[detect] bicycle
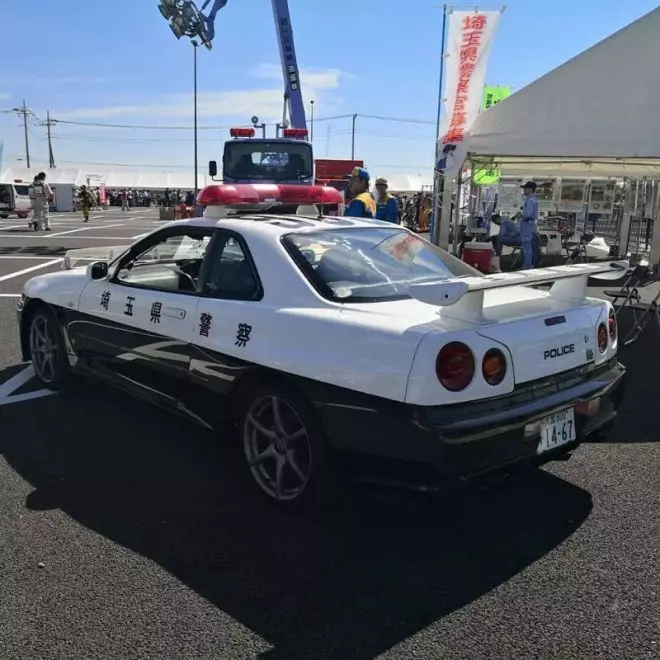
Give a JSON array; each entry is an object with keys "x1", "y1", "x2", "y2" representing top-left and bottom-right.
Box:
[{"x1": 563, "y1": 231, "x2": 594, "y2": 264}]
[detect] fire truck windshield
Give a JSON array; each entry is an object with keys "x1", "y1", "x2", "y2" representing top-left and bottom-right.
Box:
[{"x1": 223, "y1": 140, "x2": 313, "y2": 182}]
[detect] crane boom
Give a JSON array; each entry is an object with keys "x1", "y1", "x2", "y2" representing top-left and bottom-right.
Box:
[
  {"x1": 163, "y1": 0, "x2": 307, "y2": 128},
  {"x1": 270, "y1": 0, "x2": 307, "y2": 130}
]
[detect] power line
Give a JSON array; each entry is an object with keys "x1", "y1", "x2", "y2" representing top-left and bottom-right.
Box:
[
  {"x1": 50, "y1": 118, "x2": 228, "y2": 130},
  {"x1": 51, "y1": 133, "x2": 227, "y2": 144},
  {"x1": 49, "y1": 126, "x2": 432, "y2": 144},
  {"x1": 45, "y1": 112, "x2": 432, "y2": 131},
  {"x1": 357, "y1": 114, "x2": 436, "y2": 126}
]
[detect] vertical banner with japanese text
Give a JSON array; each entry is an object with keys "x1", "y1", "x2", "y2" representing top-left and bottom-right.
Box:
[{"x1": 436, "y1": 9, "x2": 503, "y2": 176}]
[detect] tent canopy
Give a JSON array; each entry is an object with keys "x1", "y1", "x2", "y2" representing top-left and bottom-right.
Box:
[
  {"x1": 469, "y1": 7, "x2": 660, "y2": 176},
  {"x1": 374, "y1": 173, "x2": 432, "y2": 192},
  {"x1": 0, "y1": 164, "x2": 209, "y2": 190},
  {"x1": 1, "y1": 163, "x2": 433, "y2": 192},
  {"x1": 0, "y1": 166, "x2": 87, "y2": 186}
]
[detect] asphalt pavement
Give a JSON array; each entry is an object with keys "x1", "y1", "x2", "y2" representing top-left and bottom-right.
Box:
[{"x1": 0, "y1": 210, "x2": 658, "y2": 659}]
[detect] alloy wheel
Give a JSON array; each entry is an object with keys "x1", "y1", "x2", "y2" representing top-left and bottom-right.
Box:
[
  {"x1": 243, "y1": 395, "x2": 313, "y2": 501},
  {"x1": 30, "y1": 314, "x2": 58, "y2": 384}
]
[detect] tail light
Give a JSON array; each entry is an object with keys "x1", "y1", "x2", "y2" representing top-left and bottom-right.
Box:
[
  {"x1": 597, "y1": 323, "x2": 608, "y2": 353},
  {"x1": 608, "y1": 308, "x2": 617, "y2": 342},
  {"x1": 436, "y1": 342, "x2": 475, "y2": 391},
  {"x1": 482, "y1": 348, "x2": 507, "y2": 386}
]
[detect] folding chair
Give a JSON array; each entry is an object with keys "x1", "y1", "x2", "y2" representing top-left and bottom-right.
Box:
[
  {"x1": 621, "y1": 286, "x2": 660, "y2": 346},
  {"x1": 603, "y1": 265, "x2": 653, "y2": 317}
]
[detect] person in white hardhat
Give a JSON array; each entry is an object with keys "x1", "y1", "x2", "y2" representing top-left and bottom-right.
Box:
[
  {"x1": 374, "y1": 177, "x2": 399, "y2": 223},
  {"x1": 28, "y1": 172, "x2": 53, "y2": 231}
]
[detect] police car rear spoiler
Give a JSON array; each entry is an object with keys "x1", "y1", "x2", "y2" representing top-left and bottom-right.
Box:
[{"x1": 408, "y1": 261, "x2": 629, "y2": 323}]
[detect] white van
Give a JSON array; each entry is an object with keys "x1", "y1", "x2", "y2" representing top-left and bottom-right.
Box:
[{"x1": 0, "y1": 181, "x2": 31, "y2": 219}]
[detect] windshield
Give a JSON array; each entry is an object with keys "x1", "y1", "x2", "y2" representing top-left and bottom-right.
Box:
[
  {"x1": 282, "y1": 227, "x2": 480, "y2": 303},
  {"x1": 13, "y1": 185, "x2": 31, "y2": 196},
  {"x1": 223, "y1": 140, "x2": 313, "y2": 181}
]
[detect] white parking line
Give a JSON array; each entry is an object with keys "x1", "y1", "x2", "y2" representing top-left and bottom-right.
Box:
[
  {"x1": 0, "y1": 258, "x2": 63, "y2": 282},
  {"x1": 0, "y1": 224, "x2": 30, "y2": 231},
  {"x1": 0, "y1": 255, "x2": 62, "y2": 260},
  {"x1": 0, "y1": 364, "x2": 55, "y2": 406},
  {"x1": 45, "y1": 223, "x2": 124, "y2": 238},
  {"x1": 0, "y1": 293, "x2": 21, "y2": 297},
  {"x1": 0, "y1": 235, "x2": 138, "y2": 240}
]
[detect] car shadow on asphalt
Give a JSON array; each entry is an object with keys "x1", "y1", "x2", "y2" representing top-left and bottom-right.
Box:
[
  {"x1": 0, "y1": 379, "x2": 593, "y2": 660},
  {"x1": 606, "y1": 308, "x2": 660, "y2": 445}
]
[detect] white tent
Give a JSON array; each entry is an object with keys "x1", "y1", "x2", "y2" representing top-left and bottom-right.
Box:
[
  {"x1": 373, "y1": 173, "x2": 433, "y2": 192},
  {"x1": 469, "y1": 6, "x2": 660, "y2": 177},
  {"x1": 0, "y1": 164, "x2": 211, "y2": 190},
  {"x1": 0, "y1": 166, "x2": 86, "y2": 186}
]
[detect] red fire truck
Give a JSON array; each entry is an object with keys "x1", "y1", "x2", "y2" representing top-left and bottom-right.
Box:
[{"x1": 314, "y1": 159, "x2": 364, "y2": 194}]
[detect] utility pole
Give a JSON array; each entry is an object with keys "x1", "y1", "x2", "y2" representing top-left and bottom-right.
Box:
[
  {"x1": 46, "y1": 110, "x2": 56, "y2": 168},
  {"x1": 4, "y1": 101, "x2": 36, "y2": 168},
  {"x1": 17, "y1": 100, "x2": 31, "y2": 169},
  {"x1": 351, "y1": 113, "x2": 357, "y2": 160},
  {"x1": 192, "y1": 40, "x2": 199, "y2": 195},
  {"x1": 310, "y1": 100, "x2": 314, "y2": 142}
]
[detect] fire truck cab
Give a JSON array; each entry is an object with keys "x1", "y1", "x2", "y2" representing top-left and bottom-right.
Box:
[{"x1": 210, "y1": 127, "x2": 314, "y2": 185}]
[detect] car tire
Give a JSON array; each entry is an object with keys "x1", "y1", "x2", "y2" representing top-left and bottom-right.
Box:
[
  {"x1": 238, "y1": 380, "x2": 336, "y2": 512},
  {"x1": 28, "y1": 306, "x2": 73, "y2": 390},
  {"x1": 0, "y1": 213, "x2": 8, "y2": 219}
]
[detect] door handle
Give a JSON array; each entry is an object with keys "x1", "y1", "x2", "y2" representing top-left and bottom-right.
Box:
[{"x1": 163, "y1": 307, "x2": 186, "y2": 319}]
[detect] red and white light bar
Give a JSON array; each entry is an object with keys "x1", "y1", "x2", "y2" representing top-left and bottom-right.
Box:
[
  {"x1": 229, "y1": 127, "x2": 255, "y2": 138},
  {"x1": 197, "y1": 183, "x2": 343, "y2": 210},
  {"x1": 282, "y1": 128, "x2": 308, "y2": 139}
]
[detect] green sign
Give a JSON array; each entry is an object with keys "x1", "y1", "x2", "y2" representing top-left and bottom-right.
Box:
[
  {"x1": 474, "y1": 86, "x2": 512, "y2": 185},
  {"x1": 473, "y1": 167, "x2": 500, "y2": 186},
  {"x1": 481, "y1": 85, "x2": 512, "y2": 111}
]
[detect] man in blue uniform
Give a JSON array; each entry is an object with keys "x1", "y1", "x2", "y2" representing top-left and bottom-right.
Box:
[
  {"x1": 374, "y1": 177, "x2": 398, "y2": 223},
  {"x1": 344, "y1": 167, "x2": 376, "y2": 218},
  {"x1": 520, "y1": 181, "x2": 539, "y2": 269}
]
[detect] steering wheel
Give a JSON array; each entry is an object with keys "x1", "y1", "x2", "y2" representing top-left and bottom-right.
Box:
[{"x1": 164, "y1": 264, "x2": 197, "y2": 291}]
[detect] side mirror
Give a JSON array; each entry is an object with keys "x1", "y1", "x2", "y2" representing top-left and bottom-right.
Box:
[
  {"x1": 208, "y1": 160, "x2": 218, "y2": 177},
  {"x1": 87, "y1": 261, "x2": 109, "y2": 280}
]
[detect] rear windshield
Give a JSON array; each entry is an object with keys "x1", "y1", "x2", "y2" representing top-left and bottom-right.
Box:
[
  {"x1": 282, "y1": 226, "x2": 479, "y2": 303},
  {"x1": 13, "y1": 185, "x2": 30, "y2": 196}
]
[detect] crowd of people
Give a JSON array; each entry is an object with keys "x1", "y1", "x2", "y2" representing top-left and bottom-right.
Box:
[
  {"x1": 82, "y1": 188, "x2": 198, "y2": 209},
  {"x1": 342, "y1": 167, "x2": 434, "y2": 232}
]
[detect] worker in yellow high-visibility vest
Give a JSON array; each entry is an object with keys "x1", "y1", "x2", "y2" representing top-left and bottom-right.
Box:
[{"x1": 344, "y1": 167, "x2": 376, "y2": 218}]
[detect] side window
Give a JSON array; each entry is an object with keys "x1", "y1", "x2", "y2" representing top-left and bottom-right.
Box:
[
  {"x1": 115, "y1": 229, "x2": 213, "y2": 293},
  {"x1": 202, "y1": 234, "x2": 261, "y2": 300}
]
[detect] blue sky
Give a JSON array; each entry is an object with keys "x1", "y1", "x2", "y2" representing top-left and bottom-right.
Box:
[{"x1": 0, "y1": 0, "x2": 657, "y2": 179}]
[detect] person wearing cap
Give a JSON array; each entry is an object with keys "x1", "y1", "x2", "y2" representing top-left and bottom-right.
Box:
[
  {"x1": 345, "y1": 167, "x2": 376, "y2": 218},
  {"x1": 520, "y1": 180, "x2": 539, "y2": 269},
  {"x1": 374, "y1": 177, "x2": 398, "y2": 223}
]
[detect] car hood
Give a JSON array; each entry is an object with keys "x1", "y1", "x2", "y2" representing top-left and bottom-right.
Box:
[{"x1": 23, "y1": 268, "x2": 89, "y2": 311}]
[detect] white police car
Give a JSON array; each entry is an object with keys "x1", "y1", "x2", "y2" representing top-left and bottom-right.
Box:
[{"x1": 17, "y1": 184, "x2": 627, "y2": 509}]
